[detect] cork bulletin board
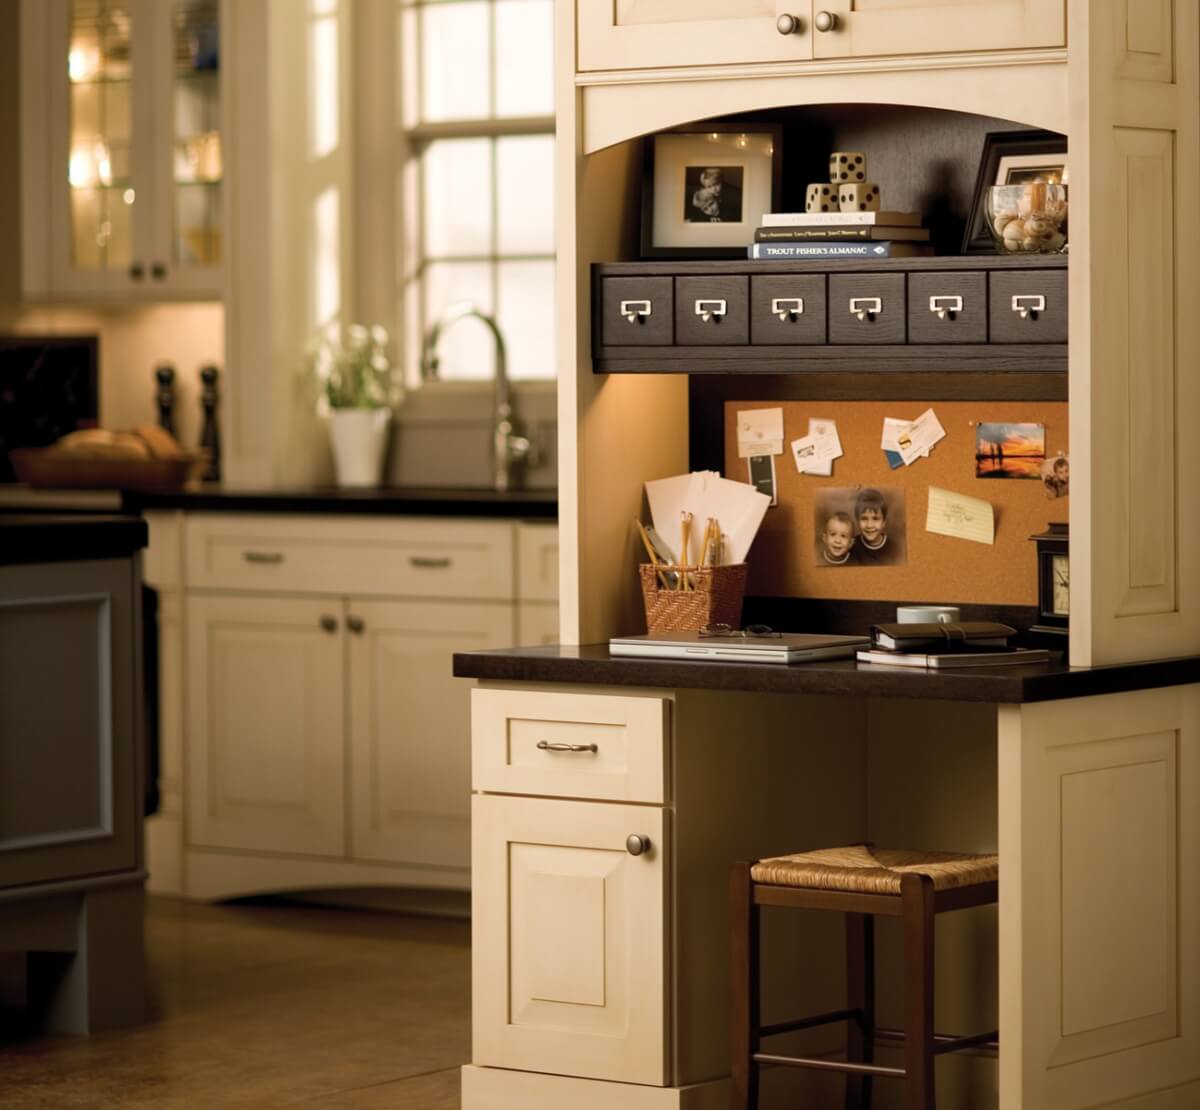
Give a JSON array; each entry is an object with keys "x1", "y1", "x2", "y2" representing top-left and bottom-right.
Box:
[{"x1": 722, "y1": 401, "x2": 1069, "y2": 606}]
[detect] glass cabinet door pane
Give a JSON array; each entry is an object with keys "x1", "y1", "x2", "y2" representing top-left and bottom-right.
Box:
[
  {"x1": 172, "y1": 0, "x2": 221, "y2": 267},
  {"x1": 68, "y1": 0, "x2": 134, "y2": 271}
]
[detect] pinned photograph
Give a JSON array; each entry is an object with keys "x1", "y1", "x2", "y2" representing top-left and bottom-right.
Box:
[
  {"x1": 1041, "y1": 452, "x2": 1069, "y2": 499},
  {"x1": 684, "y1": 166, "x2": 743, "y2": 222},
  {"x1": 975, "y1": 422, "x2": 1045, "y2": 479},
  {"x1": 814, "y1": 487, "x2": 907, "y2": 567}
]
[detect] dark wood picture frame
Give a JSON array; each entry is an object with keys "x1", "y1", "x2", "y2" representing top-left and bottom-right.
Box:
[
  {"x1": 641, "y1": 121, "x2": 783, "y2": 260},
  {"x1": 962, "y1": 129, "x2": 1068, "y2": 255}
]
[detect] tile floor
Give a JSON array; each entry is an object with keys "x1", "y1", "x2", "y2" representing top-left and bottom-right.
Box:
[{"x1": 0, "y1": 896, "x2": 470, "y2": 1108}]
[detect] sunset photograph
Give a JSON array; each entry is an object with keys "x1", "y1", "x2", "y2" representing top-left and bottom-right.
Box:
[{"x1": 975, "y1": 421, "x2": 1046, "y2": 479}]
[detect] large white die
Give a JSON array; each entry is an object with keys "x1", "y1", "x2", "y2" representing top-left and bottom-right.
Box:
[
  {"x1": 838, "y1": 183, "x2": 881, "y2": 212},
  {"x1": 805, "y1": 182, "x2": 838, "y2": 213},
  {"x1": 830, "y1": 152, "x2": 867, "y2": 183}
]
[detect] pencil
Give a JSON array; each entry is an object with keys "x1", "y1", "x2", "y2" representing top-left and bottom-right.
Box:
[{"x1": 635, "y1": 519, "x2": 669, "y2": 589}]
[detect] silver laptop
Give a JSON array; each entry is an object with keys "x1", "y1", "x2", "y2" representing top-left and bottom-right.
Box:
[{"x1": 608, "y1": 631, "x2": 870, "y2": 665}]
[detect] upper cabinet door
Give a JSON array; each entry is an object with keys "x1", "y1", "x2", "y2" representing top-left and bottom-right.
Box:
[
  {"x1": 576, "y1": 1, "x2": 813, "y2": 73},
  {"x1": 810, "y1": 0, "x2": 1065, "y2": 60}
]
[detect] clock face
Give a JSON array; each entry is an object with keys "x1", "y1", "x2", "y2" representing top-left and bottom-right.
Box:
[{"x1": 1051, "y1": 553, "x2": 1069, "y2": 616}]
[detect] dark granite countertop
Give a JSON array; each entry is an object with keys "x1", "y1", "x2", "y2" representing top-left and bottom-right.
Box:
[
  {"x1": 0, "y1": 514, "x2": 148, "y2": 566},
  {"x1": 122, "y1": 484, "x2": 557, "y2": 519},
  {"x1": 453, "y1": 643, "x2": 1200, "y2": 704}
]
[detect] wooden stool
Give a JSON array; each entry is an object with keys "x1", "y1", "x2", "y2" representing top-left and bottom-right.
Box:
[{"x1": 730, "y1": 845, "x2": 999, "y2": 1110}]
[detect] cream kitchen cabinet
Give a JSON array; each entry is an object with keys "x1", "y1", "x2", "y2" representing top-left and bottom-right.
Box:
[
  {"x1": 576, "y1": 0, "x2": 1064, "y2": 73},
  {"x1": 20, "y1": 0, "x2": 227, "y2": 300}
]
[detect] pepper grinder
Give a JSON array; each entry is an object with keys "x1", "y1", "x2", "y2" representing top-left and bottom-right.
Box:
[
  {"x1": 198, "y1": 364, "x2": 221, "y2": 482},
  {"x1": 155, "y1": 363, "x2": 176, "y2": 438}
]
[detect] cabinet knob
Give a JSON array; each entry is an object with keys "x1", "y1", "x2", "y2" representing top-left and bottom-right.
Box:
[
  {"x1": 151, "y1": 261, "x2": 168, "y2": 281},
  {"x1": 319, "y1": 615, "x2": 338, "y2": 633},
  {"x1": 626, "y1": 834, "x2": 651, "y2": 856},
  {"x1": 776, "y1": 13, "x2": 803, "y2": 35},
  {"x1": 814, "y1": 10, "x2": 839, "y2": 32},
  {"x1": 346, "y1": 615, "x2": 366, "y2": 634},
  {"x1": 129, "y1": 262, "x2": 145, "y2": 281}
]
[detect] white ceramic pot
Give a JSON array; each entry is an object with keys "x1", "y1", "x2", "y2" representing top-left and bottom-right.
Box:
[{"x1": 329, "y1": 407, "x2": 391, "y2": 488}]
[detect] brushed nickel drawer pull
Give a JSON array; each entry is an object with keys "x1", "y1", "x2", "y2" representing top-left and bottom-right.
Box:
[
  {"x1": 346, "y1": 616, "x2": 366, "y2": 634},
  {"x1": 626, "y1": 834, "x2": 651, "y2": 856},
  {"x1": 319, "y1": 614, "x2": 338, "y2": 633},
  {"x1": 537, "y1": 740, "x2": 599, "y2": 754},
  {"x1": 620, "y1": 299, "x2": 652, "y2": 323},
  {"x1": 929, "y1": 295, "x2": 962, "y2": 320},
  {"x1": 695, "y1": 299, "x2": 727, "y2": 323},
  {"x1": 409, "y1": 556, "x2": 452, "y2": 569},
  {"x1": 850, "y1": 296, "x2": 882, "y2": 322},
  {"x1": 776, "y1": 13, "x2": 803, "y2": 34},
  {"x1": 814, "y1": 10, "x2": 839, "y2": 32},
  {"x1": 243, "y1": 551, "x2": 285, "y2": 565},
  {"x1": 771, "y1": 297, "x2": 805, "y2": 322},
  {"x1": 1012, "y1": 294, "x2": 1045, "y2": 320}
]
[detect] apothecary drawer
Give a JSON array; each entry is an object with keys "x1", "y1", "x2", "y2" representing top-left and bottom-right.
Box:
[
  {"x1": 989, "y1": 270, "x2": 1068, "y2": 343},
  {"x1": 184, "y1": 514, "x2": 515, "y2": 599},
  {"x1": 750, "y1": 274, "x2": 827, "y2": 345},
  {"x1": 675, "y1": 275, "x2": 749, "y2": 345},
  {"x1": 472, "y1": 688, "x2": 669, "y2": 803},
  {"x1": 907, "y1": 272, "x2": 987, "y2": 344},
  {"x1": 828, "y1": 273, "x2": 906, "y2": 344},
  {"x1": 599, "y1": 276, "x2": 674, "y2": 346}
]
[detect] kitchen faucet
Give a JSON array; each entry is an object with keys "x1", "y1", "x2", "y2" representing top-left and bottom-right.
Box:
[{"x1": 419, "y1": 303, "x2": 532, "y2": 493}]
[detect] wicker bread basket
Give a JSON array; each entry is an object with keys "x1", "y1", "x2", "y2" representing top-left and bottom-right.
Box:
[{"x1": 639, "y1": 562, "x2": 747, "y2": 633}]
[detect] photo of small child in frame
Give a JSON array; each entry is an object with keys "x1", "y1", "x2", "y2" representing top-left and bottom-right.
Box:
[
  {"x1": 1041, "y1": 453, "x2": 1069, "y2": 499},
  {"x1": 684, "y1": 166, "x2": 744, "y2": 223},
  {"x1": 814, "y1": 487, "x2": 907, "y2": 567}
]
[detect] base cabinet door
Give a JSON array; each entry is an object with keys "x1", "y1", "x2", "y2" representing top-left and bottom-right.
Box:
[
  {"x1": 472, "y1": 794, "x2": 667, "y2": 1085},
  {"x1": 185, "y1": 594, "x2": 345, "y2": 856},
  {"x1": 347, "y1": 598, "x2": 514, "y2": 871}
]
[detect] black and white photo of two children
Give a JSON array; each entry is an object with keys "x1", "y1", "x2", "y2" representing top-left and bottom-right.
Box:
[{"x1": 814, "y1": 487, "x2": 907, "y2": 567}]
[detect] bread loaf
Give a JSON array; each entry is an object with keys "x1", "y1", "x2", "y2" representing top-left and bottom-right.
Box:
[
  {"x1": 54, "y1": 429, "x2": 152, "y2": 459},
  {"x1": 132, "y1": 424, "x2": 184, "y2": 459}
]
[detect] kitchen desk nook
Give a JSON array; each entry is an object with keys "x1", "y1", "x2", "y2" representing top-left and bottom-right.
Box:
[{"x1": 454, "y1": 5, "x2": 1200, "y2": 1110}]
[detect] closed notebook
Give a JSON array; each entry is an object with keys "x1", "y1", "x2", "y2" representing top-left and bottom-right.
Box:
[
  {"x1": 609, "y1": 631, "x2": 869, "y2": 664},
  {"x1": 856, "y1": 647, "x2": 1051, "y2": 669},
  {"x1": 870, "y1": 621, "x2": 1015, "y2": 652}
]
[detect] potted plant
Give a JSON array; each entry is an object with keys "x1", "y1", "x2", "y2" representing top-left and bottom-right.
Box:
[{"x1": 308, "y1": 323, "x2": 400, "y2": 487}]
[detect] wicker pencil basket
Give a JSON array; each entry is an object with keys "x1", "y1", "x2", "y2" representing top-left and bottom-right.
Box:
[{"x1": 639, "y1": 563, "x2": 748, "y2": 633}]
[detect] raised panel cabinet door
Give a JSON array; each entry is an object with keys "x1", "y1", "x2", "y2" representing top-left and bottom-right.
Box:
[
  {"x1": 472, "y1": 794, "x2": 666, "y2": 1085},
  {"x1": 576, "y1": 0, "x2": 814, "y2": 73},
  {"x1": 810, "y1": 1, "x2": 1065, "y2": 60},
  {"x1": 185, "y1": 593, "x2": 345, "y2": 857},
  {"x1": 347, "y1": 599, "x2": 514, "y2": 871}
]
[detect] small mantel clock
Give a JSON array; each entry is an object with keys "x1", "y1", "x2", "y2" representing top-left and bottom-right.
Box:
[{"x1": 1030, "y1": 523, "x2": 1068, "y2": 635}]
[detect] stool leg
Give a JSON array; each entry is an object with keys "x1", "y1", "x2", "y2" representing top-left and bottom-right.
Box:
[
  {"x1": 901, "y1": 874, "x2": 936, "y2": 1110},
  {"x1": 844, "y1": 912, "x2": 875, "y2": 1110},
  {"x1": 730, "y1": 862, "x2": 760, "y2": 1110}
]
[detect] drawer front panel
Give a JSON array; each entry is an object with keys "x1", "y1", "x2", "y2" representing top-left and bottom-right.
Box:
[
  {"x1": 674, "y1": 276, "x2": 749, "y2": 345},
  {"x1": 989, "y1": 270, "x2": 1068, "y2": 343},
  {"x1": 184, "y1": 515, "x2": 515, "y2": 599},
  {"x1": 599, "y1": 276, "x2": 673, "y2": 346},
  {"x1": 907, "y1": 272, "x2": 988, "y2": 344},
  {"x1": 828, "y1": 273, "x2": 906, "y2": 344},
  {"x1": 750, "y1": 274, "x2": 827, "y2": 345},
  {"x1": 472, "y1": 688, "x2": 668, "y2": 803}
]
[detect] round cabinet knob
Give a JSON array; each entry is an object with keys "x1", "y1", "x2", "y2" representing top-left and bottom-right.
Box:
[
  {"x1": 814, "y1": 10, "x2": 840, "y2": 32},
  {"x1": 319, "y1": 614, "x2": 338, "y2": 633},
  {"x1": 776, "y1": 13, "x2": 802, "y2": 35},
  {"x1": 626, "y1": 834, "x2": 651, "y2": 856},
  {"x1": 346, "y1": 615, "x2": 366, "y2": 635},
  {"x1": 129, "y1": 262, "x2": 145, "y2": 281}
]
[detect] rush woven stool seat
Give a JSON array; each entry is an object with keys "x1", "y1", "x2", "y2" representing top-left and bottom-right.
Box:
[{"x1": 730, "y1": 844, "x2": 999, "y2": 1110}]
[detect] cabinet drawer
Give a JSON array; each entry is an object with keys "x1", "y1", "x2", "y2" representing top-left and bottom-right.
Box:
[
  {"x1": 907, "y1": 272, "x2": 987, "y2": 344},
  {"x1": 750, "y1": 275, "x2": 827, "y2": 345},
  {"x1": 828, "y1": 274, "x2": 906, "y2": 344},
  {"x1": 184, "y1": 514, "x2": 515, "y2": 599},
  {"x1": 675, "y1": 276, "x2": 749, "y2": 345},
  {"x1": 472, "y1": 688, "x2": 668, "y2": 803},
  {"x1": 599, "y1": 276, "x2": 673, "y2": 346},
  {"x1": 989, "y1": 270, "x2": 1068, "y2": 343}
]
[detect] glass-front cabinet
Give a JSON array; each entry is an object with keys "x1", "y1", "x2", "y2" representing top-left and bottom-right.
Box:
[{"x1": 22, "y1": 0, "x2": 225, "y2": 299}]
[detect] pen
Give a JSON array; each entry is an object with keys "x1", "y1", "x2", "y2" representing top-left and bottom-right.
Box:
[
  {"x1": 680, "y1": 512, "x2": 693, "y2": 590},
  {"x1": 635, "y1": 518, "x2": 670, "y2": 589}
]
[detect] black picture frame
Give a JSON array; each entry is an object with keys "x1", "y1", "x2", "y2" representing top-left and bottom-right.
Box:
[
  {"x1": 962, "y1": 129, "x2": 1068, "y2": 255},
  {"x1": 640, "y1": 121, "x2": 782, "y2": 260}
]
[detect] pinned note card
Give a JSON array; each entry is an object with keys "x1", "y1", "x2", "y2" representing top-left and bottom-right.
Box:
[
  {"x1": 804, "y1": 418, "x2": 843, "y2": 477},
  {"x1": 897, "y1": 408, "x2": 946, "y2": 466},
  {"x1": 737, "y1": 408, "x2": 784, "y2": 458},
  {"x1": 926, "y1": 486, "x2": 995, "y2": 545}
]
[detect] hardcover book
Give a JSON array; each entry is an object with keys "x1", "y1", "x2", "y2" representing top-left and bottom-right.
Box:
[
  {"x1": 754, "y1": 225, "x2": 931, "y2": 242},
  {"x1": 747, "y1": 242, "x2": 934, "y2": 259},
  {"x1": 762, "y1": 211, "x2": 923, "y2": 227}
]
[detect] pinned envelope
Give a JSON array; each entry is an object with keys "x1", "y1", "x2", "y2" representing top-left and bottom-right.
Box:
[{"x1": 736, "y1": 407, "x2": 784, "y2": 458}]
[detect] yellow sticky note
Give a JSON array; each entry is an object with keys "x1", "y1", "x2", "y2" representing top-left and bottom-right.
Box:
[{"x1": 925, "y1": 486, "x2": 995, "y2": 545}]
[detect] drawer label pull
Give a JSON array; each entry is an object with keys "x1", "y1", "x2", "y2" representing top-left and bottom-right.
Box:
[
  {"x1": 409, "y1": 556, "x2": 452, "y2": 569},
  {"x1": 620, "y1": 299, "x2": 652, "y2": 323},
  {"x1": 537, "y1": 740, "x2": 599, "y2": 754},
  {"x1": 695, "y1": 299, "x2": 727, "y2": 323},
  {"x1": 243, "y1": 551, "x2": 285, "y2": 565},
  {"x1": 849, "y1": 296, "x2": 882, "y2": 322},
  {"x1": 1012, "y1": 294, "x2": 1045, "y2": 320},
  {"x1": 771, "y1": 297, "x2": 805, "y2": 322},
  {"x1": 929, "y1": 294, "x2": 962, "y2": 320}
]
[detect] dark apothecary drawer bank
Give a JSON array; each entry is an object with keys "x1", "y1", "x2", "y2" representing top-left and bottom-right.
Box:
[{"x1": 594, "y1": 255, "x2": 1067, "y2": 377}]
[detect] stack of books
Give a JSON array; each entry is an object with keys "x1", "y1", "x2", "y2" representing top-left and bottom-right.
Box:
[
  {"x1": 854, "y1": 621, "x2": 1052, "y2": 669},
  {"x1": 748, "y1": 211, "x2": 934, "y2": 260}
]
